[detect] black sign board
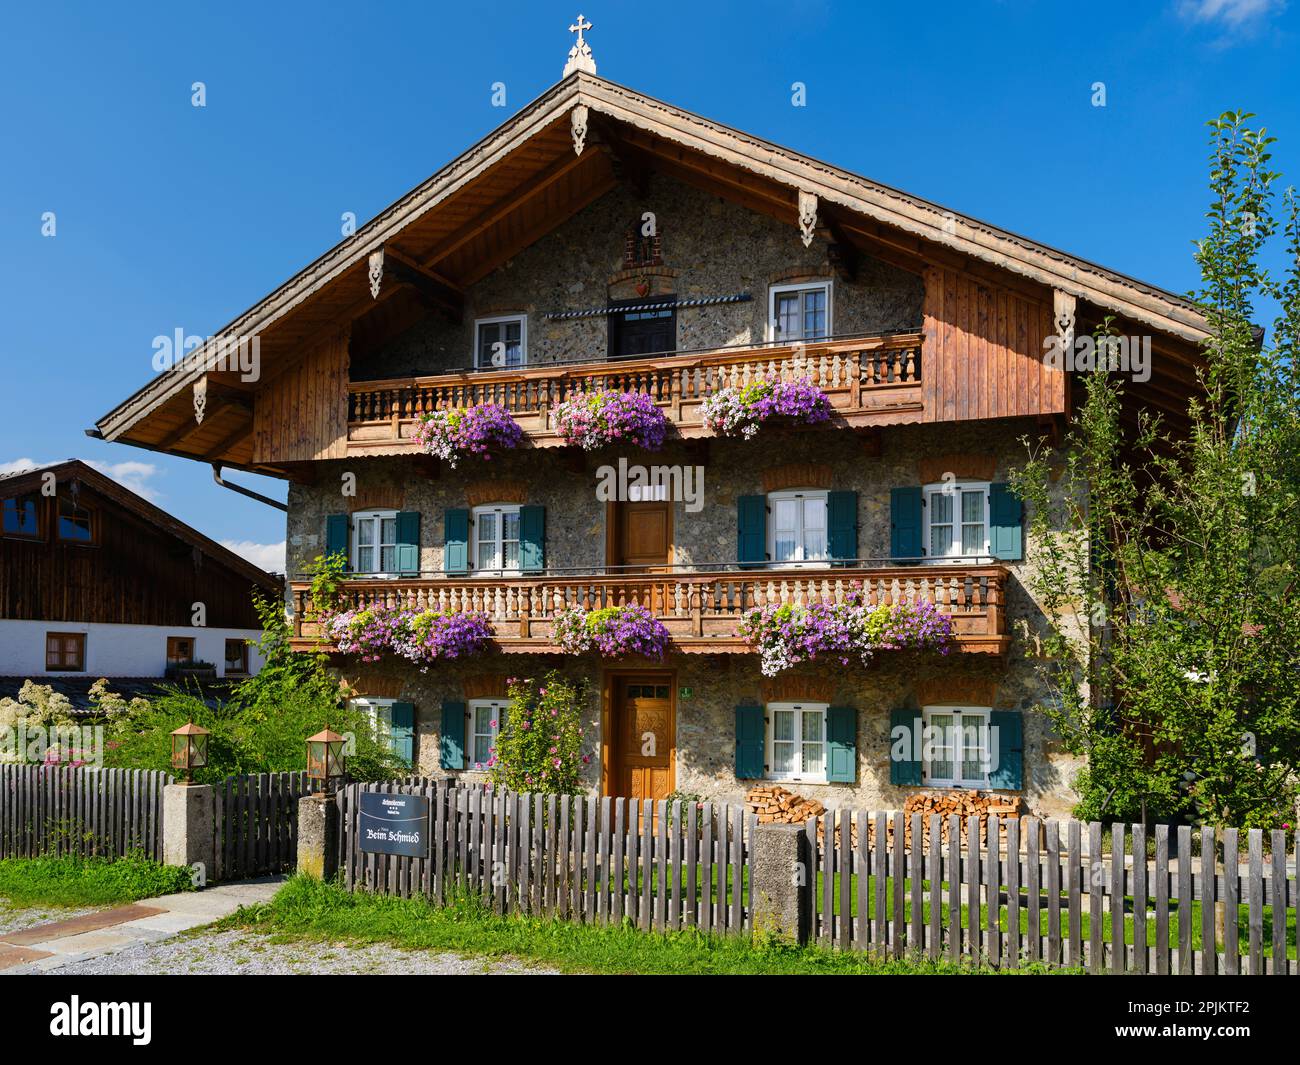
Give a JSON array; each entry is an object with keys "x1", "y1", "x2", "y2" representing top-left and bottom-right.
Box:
[{"x1": 358, "y1": 792, "x2": 429, "y2": 857}]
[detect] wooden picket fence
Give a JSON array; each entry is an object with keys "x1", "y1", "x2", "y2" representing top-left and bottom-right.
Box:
[
  {"x1": 212, "y1": 772, "x2": 311, "y2": 881},
  {"x1": 0, "y1": 765, "x2": 171, "y2": 860},
  {"x1": 335, "y1": 781, "x2": 756, "y2": 933},
  {"x1": 809, "y1": 811, "x2": 1299, "y2": 974}
]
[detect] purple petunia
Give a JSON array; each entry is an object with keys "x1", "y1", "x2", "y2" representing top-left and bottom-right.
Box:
[
  {"x1": 414, "y1": 403, "x2": 523, "y2": 467},
  {"x1": 553, "y1": 389, "x2": 668, "y2": 451},
  {"x1": 702, "y1": 376, "x2": 831, "y2": 439}
]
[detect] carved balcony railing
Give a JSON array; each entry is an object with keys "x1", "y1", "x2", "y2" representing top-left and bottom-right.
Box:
[
  {"x1": 289, "y1": 562, "x2": 1008, "y2": 656},
  {"x1": 346, "y1": 332, "x2": 923, "y2": 452}
]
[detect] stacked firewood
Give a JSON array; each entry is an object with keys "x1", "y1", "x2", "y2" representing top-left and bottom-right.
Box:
[{"x1": 744, "y1": 785, "x2": 1023, "y2": 850}]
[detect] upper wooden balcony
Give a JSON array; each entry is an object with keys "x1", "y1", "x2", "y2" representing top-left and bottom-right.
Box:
[
  {"x1": 288, "y1": 561, "x2": 1009, "y2": 657},
  {"x1": 346, "y1": 332, "x2": 923, "y2": 454}
]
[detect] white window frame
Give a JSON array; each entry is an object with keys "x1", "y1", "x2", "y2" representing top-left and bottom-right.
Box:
[
  {"x1": 351, "y1": 510, "x2": 399, "y2": 577},
  {"x1": 765, "y1": 702, "x2": 829, "y2": 783},
  {"x1": 767, "y1": 280, "x2": 833, "y2": 343},
  {"x1": 922, "y1": 481, "x2": 991, "y2": 561},
  {"x1": 469, "y1": 697, "x2": 508, "y2": 769},
  {"x1": 471, "y1": 504, "x2": 521, "y2": 575},
  {"x1": 767, "y1": 489, "x2": 830, "y2": 568},
  {"x1": 349, "y1": 696, "x2": 395, "y2": 747},
  {"x1": 474, "y1": 314, "x2": 527, "y2": 370},
  {"x1": 920, "y1": 706, "x2": 992, "y2": 789}
]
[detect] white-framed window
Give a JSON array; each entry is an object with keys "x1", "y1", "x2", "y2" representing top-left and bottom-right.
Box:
[
  {"x1": 768, "y1": 281, "x2": 832, "y2": 343},
  {"x1": 472, "y1": 504, "x2": 521, "y2": 574},
  {"x1": 475, "y1": 315, "x2": 527, "y2": 369},
  {"x1": 768, "y1": 489, "x2": 828, "y2": 566},
  {"x1": 766, "y1": 702, "x2": 828, "y2": 783},
  {"x1": 923, "y1": 481, "x2": 990, "y2": 559},
  {"x1": 352, "y1": 510, "x2": 399, "y2": 576},
  {"x1": 349, "y1": 696, "x2": 395, "y2": 746},
  {"x1": 921, "y1": 706, "x2": 991, "y2": 789},
  {"x1": 469, "y1": 698, "x2": 508, "y2": 768}
]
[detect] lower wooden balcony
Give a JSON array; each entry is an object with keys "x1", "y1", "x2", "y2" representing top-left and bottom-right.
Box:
[
  {"x1": 346, "y1": 332, "x2": 923, "y2": 454},
  {"x1": 289, "y1": 563, "x2": 1009, "y2": 657}
]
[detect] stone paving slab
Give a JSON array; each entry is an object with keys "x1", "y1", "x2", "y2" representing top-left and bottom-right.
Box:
[
  {"x1": 0, "y1": 944, "x2": 54, "y2": 971},
  {"x1": 0, "y1": 904, "x2": 165, "y2": 946}
]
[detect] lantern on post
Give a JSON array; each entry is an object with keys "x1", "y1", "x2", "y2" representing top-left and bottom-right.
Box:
[
  {"x1": 170, "y1": 722, "x2": 210, "y2": 784},
  {"x1": 306, "y1": 727, "x2": 347, "y2": 794}
]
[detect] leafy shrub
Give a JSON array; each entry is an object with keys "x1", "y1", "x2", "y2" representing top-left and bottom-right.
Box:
[{"x1": 488, "y1": 672, "x2": 591, "y2": 794}]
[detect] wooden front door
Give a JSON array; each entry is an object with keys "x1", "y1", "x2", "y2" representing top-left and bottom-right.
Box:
[
  {"x1": 609, "y1": 676, "x2": 675, "y2": 802},
  {"x1": 608, "y1": 500, "x2": 672, "y2": 573}
]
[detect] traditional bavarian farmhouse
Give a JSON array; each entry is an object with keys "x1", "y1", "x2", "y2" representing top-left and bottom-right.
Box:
[
  {"x1": 0, "y1": 460, "x2": 276, "y2": 686},
  {"x1": 93, "y1": 23, "x2": 1210, "y2": 818}
]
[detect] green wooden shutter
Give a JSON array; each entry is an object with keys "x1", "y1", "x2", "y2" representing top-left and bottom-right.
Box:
[
  {"x1": 519, "y1": 505, "x2": 545, "y2": 573},
  {"x1": 395, "y1": 512, "x2": 420, "y2": 576},
  {"x1": 734, "y1": 704, "x2": 765, "y2": 779},
  {"x1": 827, "y1": 491, "x2": 858, "y2": 564},
  {"x1": 889, "y1": 708, "x2": 922, "y2": 786},
  {"x1": 737, "y1": 495, "x2": 767, "y2": 568},
  {"x1": 389, "y1": 701, "x2": 415, "y2": 767},
  {"x1": 439, "y1": 700, "x2": 465, "y2": 770},
  {"x1": 989, "y1": 710, "x2": 1023, "y2": 790},
  {"x1": 443, "y1": 508, "x2": 469, "y2": 576},
  {"x1": 325, "y1": 514, "x2": 350, "y2": 566},
  {"x1": 826, "y1": 705, "x2": 857, "y2": 783},
  {"x1": 890, "y1": 487, "x2": 923, "y2": 559},
  {"x1": 989, "y1": 483, "x2": 1023, "y2": 561}
]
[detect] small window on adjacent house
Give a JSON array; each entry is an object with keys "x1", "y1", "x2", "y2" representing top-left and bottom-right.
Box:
[
  {"x1": 352, "y1": 510, "x2": 398, "y2": 575},
  {"x1": 469, "y1": 698, "x2": 508, "y2": 769},
  {"x1": 350, "y1": 697, "x2": 394, "y2": 745},
  {"x1": 472, "y1": 505, "x2": 521, "y2": 574},
  {"x1": 46, "y1": 632, "x2": 86, "y2": 672},
  {"x1": 224, "y1": 638, "x2": 249, "y2": 675},
  {"x1": 766, "y1": 702, "x2": 828, "y2": 783},
  {"x1": 769, "y1": 281, "x2": 831, "y2": 343},
  {"x1": 921, "y1": 706, "x2": 991, "y2": 789},
  {"x1": 768, "y1": 490, "x2": 828, "y2": 566},
  {"x1": 167, "y1": 636, "x2": 196, "y2": 665},
  {"x1": 57, "y1": 498, "x2": 94, "y2": 543},
  {"x1": 475, "y1": 315, "x2": 526, "y2": 369},
  {"x1": 3, "y1": 493, "x2": 41, "y2": 539},
  {"x1": 924, "y1": 481, "x2": 990, "y2": 559}
]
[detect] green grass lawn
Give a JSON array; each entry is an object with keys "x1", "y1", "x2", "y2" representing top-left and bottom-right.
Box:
[
  {"x1": 0, "y1": 854, "x2": 194, "y2": 909},
  {"x1": 221, "y1": 874, "x2": 1078, "y2": 976}
]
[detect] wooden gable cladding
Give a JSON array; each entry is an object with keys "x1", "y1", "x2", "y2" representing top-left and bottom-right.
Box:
[
  {"x1": 921, "y1": 266, "x2": 1064, "y2": 423},
  {"x1": 252, "y1": 327, "x2": 350, "y2": 465}
]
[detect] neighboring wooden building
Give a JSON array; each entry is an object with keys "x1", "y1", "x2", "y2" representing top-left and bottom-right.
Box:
[
  {"x1": 0, "y1": 460, "x2": 278, "y2": 679},
  {"x1": 92, "y1": 27, "x2": 1210, "y2": 816}
]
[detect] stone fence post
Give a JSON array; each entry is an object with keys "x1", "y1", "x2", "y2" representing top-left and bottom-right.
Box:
[
  {"x1": 749, "y1": 822, "x2": 812, "y2": 946},
  {"x1": 296, "y1": 793, "x2": 340, "y2": 880},
  {"x1": 162, "y1": 783, "x2": 214, "y2": 878}
]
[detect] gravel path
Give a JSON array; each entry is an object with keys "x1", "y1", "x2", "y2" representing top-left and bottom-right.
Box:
[
  {"x1": 40, "y1": 927, "x2": 561, "y2": 975},
  {"x1": 0, "y1": 903, "x2": 100, "y2": 938}
]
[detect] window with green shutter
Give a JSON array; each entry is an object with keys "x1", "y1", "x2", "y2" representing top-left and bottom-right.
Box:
[
  {"x1": 826, "y1": 491, "x2": 858, "y2": 564},
  {"x1": 889, "y1": 708, "x2": 922, "y2": 785},
  {"x1": 443, "y1": 508, "x2": 469, "y2": 576},
  {"x1": 826, "y1": 705, "x2": 857, "y2": 783},
  {"x1": 440, "y1": 700, "x2": 466, "y2": 770},
  {"x1": 734, "y1": 704, "x2": 765, "y2": 779},
  {"x1": 394, "y1": 512, "x2": 420, "y2": 576},
  {"x1": 890, "y1": 487, "x2": 923, "y2": 559},
  {"x1": 737, "y1": 496, "x2": 767, "y2": 567},
  {"x1": 390, "y1": 701, "x2": 415, "y2": 766}
]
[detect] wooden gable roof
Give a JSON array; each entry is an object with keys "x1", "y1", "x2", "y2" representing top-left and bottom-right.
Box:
[{"x1": 93, "y1": 70, "x2": 1212, "y2": 475}]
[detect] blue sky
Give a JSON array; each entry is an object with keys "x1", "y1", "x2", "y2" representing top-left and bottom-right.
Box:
[{"x1": 2, "y1": 0, "x2": 1296, "y2": 573}]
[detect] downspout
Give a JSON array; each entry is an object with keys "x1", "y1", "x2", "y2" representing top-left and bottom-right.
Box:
[{"x1": 211, "y1": 464, "x2": 288, "y2": 511}]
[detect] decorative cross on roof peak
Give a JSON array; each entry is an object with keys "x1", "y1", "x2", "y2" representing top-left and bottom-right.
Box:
[{"x1": 563, "y1": 13, "x2": 597, "y2": 77}]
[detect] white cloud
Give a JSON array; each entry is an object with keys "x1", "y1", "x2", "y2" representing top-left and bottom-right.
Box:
[
  {"x1": 221, "y1": 539, "x2": 286, "y2": 574},
  {"x1": 0, "y1": 457, "x2": 165, "y2": 502},
  {"x1": 84, "y1": 460, "x2": 164, "y2": 502},
  {"x1": 1178, "y1": 0, "x2": 1285, "y2": 32}
]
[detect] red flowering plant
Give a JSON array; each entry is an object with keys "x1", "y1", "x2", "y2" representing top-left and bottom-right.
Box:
[
  {"x1": 413, "y1": 403, "x2": 523, "y2": 468},
  {"x1": 553, "y1": 389, "x2": 668, "y2": 451},
  {"x1": 552, "y1": 604, "x2": 671, "y2": 659},
  {"x1": 488, "y1": 672, "x2": 591, "y2": 795}
]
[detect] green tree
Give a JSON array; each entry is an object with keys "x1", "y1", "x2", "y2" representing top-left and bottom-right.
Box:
[{"x1": 1015, "y1": 112, "x2": 1300, "y2": 829}]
